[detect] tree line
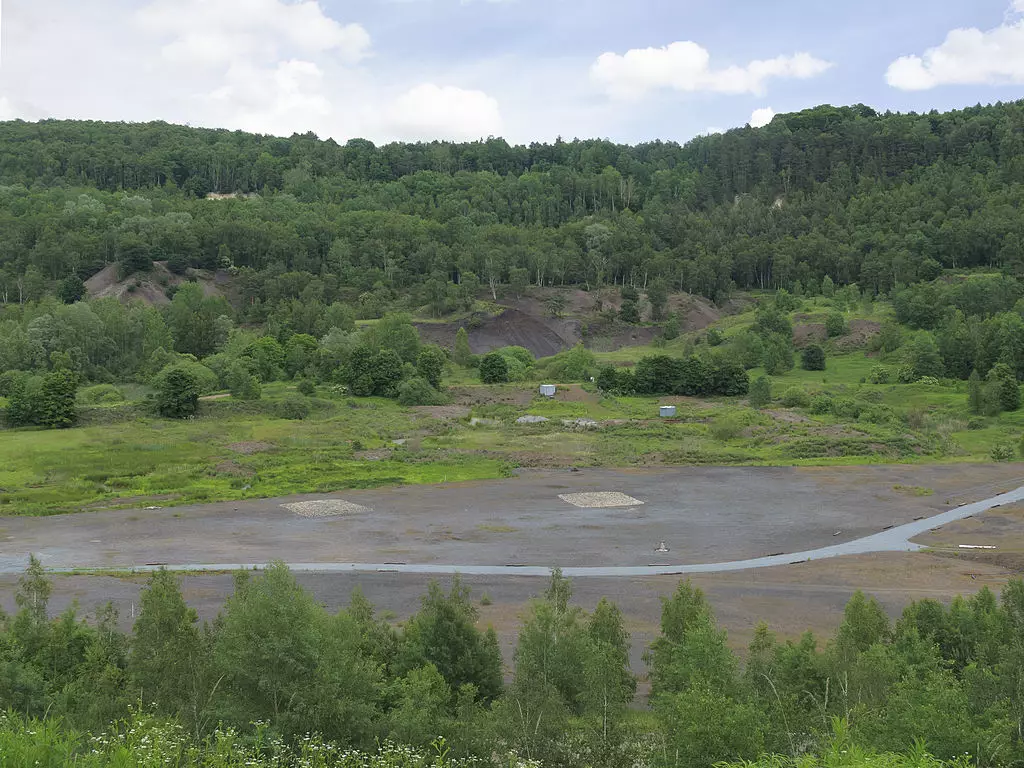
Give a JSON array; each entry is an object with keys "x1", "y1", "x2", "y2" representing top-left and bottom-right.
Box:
[
  {"x1": 0, "y1": 101, "x2": 1023, "y2": 310},
  {"x1": 2, "y1": 558, "x2": 1023, "y2": 767}
]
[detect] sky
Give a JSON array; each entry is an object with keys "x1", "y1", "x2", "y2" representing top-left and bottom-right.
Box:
[{"x1": 1, "y1": 0, "x2": 1024, "y2": 145}]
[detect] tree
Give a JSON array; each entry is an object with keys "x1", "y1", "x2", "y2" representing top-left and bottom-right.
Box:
[
  {"x1": 509, "y1": 267, "x2": 529, "y2": 299},
  {"x1": 987, "y1": 363, "x2": 1020, "y2": 412},
  {"x1": 453, "y1": 327, "x2": 472, "y2": 367},
  {"x1": 283, "y1": 334, "x2": 318, "y2": 379},
  {"x1": 801, "y1": 344, "x2": 826, "y2": 371},
  {"x1": 647, "y1": 280, "x2": 669, "y2": 321},
  {"x1": 416, "y1": 345, "x2": 447, "y2": 389},
  {"x1": 968, "y1": 369, "x2": 983, "y2": 414},
  {"x1": 905, "y1": 332, "x2": 945, "y2": 380},
  {"x1": 396, "y1": 577, "x2": 503, "y2": 703},
  {"x1": 825, "y1": 312, "x2": 847, "y2": 337},
  {"x1": 619, "y1": 299, "x2": 640, "y2": 323},
  {"x1": 156, "y1": 366, "x2": 200, "y2": 418},
  {"x1": 479, "y1": 352, "x2": 508, "y2": 384},
  {"x1": 36, "y1": 369, "x2": 77, "y2": 428},
  {"x1": 749, "y1": 375, "x2": 772, "y2": 408},
  {"x1": 58, "y1": 276, "x2": 86, "y2": 304},
  {"x1": 225, "y1": 362, "x2": 261, "y2": 400},
  {"x1": 762, "y1": 334, "x2": 794, "y2": 375},
  {"x1": 129, "y1": 569, "x2": 207, "y2": 729},
  {"x1": 821, "y1": 275, "x2": 835, "y2": 297},
  {"x1": 242, "y1": 336, "x2": 285, "y2": 382}
]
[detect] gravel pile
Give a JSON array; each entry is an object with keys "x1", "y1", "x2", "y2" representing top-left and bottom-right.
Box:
[
  {"x1": 558, "y1": 492, "x2": 644, "y2": 508},
  {"x1": 282, "y1": 499, "x2": 370, "y2": 518}
]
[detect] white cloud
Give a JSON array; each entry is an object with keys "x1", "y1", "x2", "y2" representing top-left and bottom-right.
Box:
[
  {"x1": 591, "y1": 41, "x2": 831, "y2": 100},
  {"x1": 749, "y1": 107, "x2": 776, "y2": 128},
  {"x1": 384, "y1": 83, "x2": 503, "y2": 141},
  {"x1": 136, "y1": 0, "x2": 371, "y2": 69},
  {"x1": 886, "y1": 3, "x2": 1024, "y2": 90}
]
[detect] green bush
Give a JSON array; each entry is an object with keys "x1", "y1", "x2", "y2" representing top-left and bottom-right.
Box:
[
  {"x1": 706, "y1": 328, "x2": 724, "y2": 346},
  {"x1": 832, "y1": 397, "x2": 862, "y2": 419},
  {"x1": 869, "y1": 366, "x2": 892, "y2": 384},
  {"x1": 542, "y1": 343, "x2": 596, "y2": 383},
  {"x1": 397, "y1": 377, "x2": 448, "y2": 406},
  {"x1": 153, "y1": 360, "x2": 219, "y2": 395},
  {"x1": 825, "y1": 312, "x2": 847, "y2": 337},
  {"x1": 479, "y1": 352, "x2": 509, "y2": 384},
  {"x1": 810, "y1": 393, "x2": 834, "y2": 414},
  {"x1": 78, "y1": 383, "x2": 124, "y2": 405},
  {"x1": 991, "y1": 442, "x2": 1016, "y2": 462},
  {"x1": 296, "y1": 378, "x2": 316, "y2": 396},
  {"x1": 780, "y1": 386, "x2": 810, "y2": 408},
  {"x1": 710, "y1": 415, "x2": 744, "y2": 441},
  {"x1": 748, "y1": 375, "x2": 772, "y2": 408},
  {"x1": 274, "y1": 396, "x2": 312, "y2": 420},
  {"x1": 801, "y1": 344, "x2": 826, "y2": 371},
  {"x1": 156, "y1": 366, "x2": 200, "y2": 418}
]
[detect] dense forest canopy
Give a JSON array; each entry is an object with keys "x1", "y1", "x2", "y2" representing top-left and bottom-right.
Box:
[{"x1": 0, "y1": 100, "x2": 1022, "y2": 309}]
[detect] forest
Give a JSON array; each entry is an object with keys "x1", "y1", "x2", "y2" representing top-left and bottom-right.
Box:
[
  {"x1": 0, "y1": 100, "x2": 1023, "y2": 311},
  {"x1": 1, "y1": 559, "x2": 1023, "y2": 768}
]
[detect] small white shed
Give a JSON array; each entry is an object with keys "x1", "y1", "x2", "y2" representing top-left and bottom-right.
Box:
[
  {"x1": 659, "y1": 405, "x2": 677, "y2": 418},
  {"x1": 539, "y1": 384, "x2": 557, "y2": 398}
]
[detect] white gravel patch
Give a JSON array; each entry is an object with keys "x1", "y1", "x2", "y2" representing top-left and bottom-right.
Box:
[
  {"x1": 283, "y1": 499, "x2": 370, "y2": 518},
  {"x1": 558, "y1": 492, "x2": 643, "y2": 509}
]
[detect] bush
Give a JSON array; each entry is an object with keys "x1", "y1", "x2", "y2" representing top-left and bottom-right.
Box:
[
  {"x1": 710, "y1": 415, "x2": 744, "y2": 441},
  {"x1": 479, "y1": 352, "x2": 509, "y2": 384},
  {"x1": 226, "y1": 363, "x2": 262, "y2": 401},
  {"x1": 296, "y1": 378, "x2": 316, "y2": 396},
  {"x1": 825, "y1": 312, "x2": 847, "y2": 337},
  {"x1": 991, "y1": 442, "x2": 1017, "y2": 462},
  {"x1": 0, "y1": 370, "x2": 27, "y2": 397},
  {"x1": 748, "y1": 375, "x2": 772, "y2": 408},
  {"x1": 832, "y1": 397, "x2": 862, "y2": 419},
  {"x1": 810, "y1": 393, "x2": 834, "y2": 414},
  {"x1": 869, "y1": 366, "x2": 892, "y2": 384},
  {"x1": 153, "y1": 360, "x2": 219, "y2": 395},
  {"x1": 78, "y1": 383, "x2": 124, "y2": 405},
  {"x1": 275, "y1": 396, "x2": 312, "y2": 420},
  {"x1": 780, "y1": 387, "x2": 810, "y2": 408},
  {"x1": 416, "y1": 345, "x2": 447, "y2": 389},
  {"x1": 801, "y1": 344, "x2": 826, "y2": 371},
  {"x1": 706, "y1": 328, "x2": 724, "y2": 346},
  {"x1": 542, "y1": 343, "x2": 596, "y2": 383},
  {"x1": 156, "y1": 366, "x2": 200, "y2": 418},
  {"x1": 397, "y1": 377, "x2": 448, "y2": 406}
]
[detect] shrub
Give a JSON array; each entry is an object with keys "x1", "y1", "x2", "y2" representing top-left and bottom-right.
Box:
[
  {"x1": 748, "y1": 376, "x2": 772, "y2": 408},
  {"x1": 991, "y1": 442, "x2": 1017, "y2": 462},
  {"x1": 453, "y1": 327, "x2": 473, "y2": 366},
  {"x1": 226, "y1": 363, "x2": 262, "y2": 401},
  {"x1": 397, "y1": 377, "x2": 448, "y2": 406},
  {"x1": 896, "y1": 366, "x2": 917, "y2": 384},
  {"x1": 479, "y1": 352, "x2": 509, "y2": 384},
  {"x1": 596, "y1": 365, "x2": 620, "y2": 392},
  {"x1": 275, "y1": 396, "x2": 311, "y2": 420},
  {"x1": 825, "y1": 312, "x2": 847, "y2": 337},
  {"x1": 869, "y1": 366, "x2": 892, "y2": 384},
  {"x1": 780, "y1": 387, "x2": 810, "y2": 408},
  {"x1": 832, "y1": 397, "x2": 862, "y2": 419},
  {"x1": 78, "y1": 383, "x2": 124, "y2": 405},
  {"x1": 916, "y1": 376, "x2": 940, "y2": 387},
  {"x1": 706, "y1": 328, "x2": 724, "y2": 347},
  {"x1": 762, "y1": 334, "x2": 794, "y2": 375},
  {"x1": 801, "y1": 344, "x2": 826, "y2": 371},
  {"x1": 156, "y1": 366, "x2": 200, "y2": 418},
  {"x1": 808, "y1": 394, "x2": 832, "y2": 414},
  {"x1": 0, "y1": 370, "x2": 28, "y2": 397},
  {"x1": 987, "y1": 363, "x2": 1020, "y2": 412},
  {"x1": 710, "y1": 415, "x2": 744, "y2": 441},
  {"x1": 416, "y1": 345, "x2": 448, "y2": 389},
  {"x1": 543, "y1": 343, "x2": 596, "y2": 383},
  {"x1": 619, "y1": 299, "x2": 640, "y2": 323},
  {"x1": 153, "y1": 360, "x2": 219, "y2": 395}
]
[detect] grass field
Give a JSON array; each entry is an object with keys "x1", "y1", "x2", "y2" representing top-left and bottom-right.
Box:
[{"x1": 2, "y1": 297, "x2": 1022, "y2": 516}]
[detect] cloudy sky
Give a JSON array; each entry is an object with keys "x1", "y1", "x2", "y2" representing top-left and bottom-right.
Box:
[{"x1": 2, "y1": 0, "x2": 1024, "y2": 144}]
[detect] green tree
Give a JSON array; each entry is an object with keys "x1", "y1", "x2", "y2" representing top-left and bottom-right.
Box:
[
  {"x1": 283, "y1": 333, "x2": 318, "y2": 379},
  {"x1": 156, "y1": 366, "x2": 200, "y2": 418},
  {"x1": 619, "y1": 299, "x2": 640, "y2": 323},
  {"x1": 647, "y1": 279, "x2": 669, "y2": 321},
  {"x1": 749, "y1": 375, "x2": 772, "y2": 408},
  {"x1": 58, "y1": 276, "x2": 86, "y2": 304},
  {"x1": 416, "y1": 345, "x2": 447, "y2": 389},
  {"x1": 968, "y1": 369, "x2": 983, "y2": 414},
  {"x1": 509, "y1": 267, "x2": 529, "y2": 299},
  {"x1": 453, "y1": 327, "x2": 473, "y2": 366},
  {"x1": 801, "y1": 344, "x2": 826, "y2": 371},
  {"x1": 987, "y1": 363, "x2": 1020, "y2": 412},
  {"x1": 479, "y1": 352, "x2": 508, "y2": 384},
  {"x1": 904, "y1": 332, "x2": 945, "y2": 380},
  {"x1": 129, "y1": 569, "x2": 207, "y2": 730},
  {"x1": 36, "y1": 369, "x2": 77, "y2": 428},
  {"x1": 825, "y1": 312, "x2": 847, "y2": 337},
  {"x1": 762, "y1": 334, "x2": 794, "y2": 375}
]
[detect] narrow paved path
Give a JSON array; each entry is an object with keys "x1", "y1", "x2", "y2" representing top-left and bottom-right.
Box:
[{"x1": 38, "y1": 483, "x2": 1024, "y2": 578}]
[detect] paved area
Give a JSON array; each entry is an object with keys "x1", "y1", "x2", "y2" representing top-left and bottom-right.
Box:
[{"x1": 1, "y1": 465, "x2": 1021, "y2": 573}]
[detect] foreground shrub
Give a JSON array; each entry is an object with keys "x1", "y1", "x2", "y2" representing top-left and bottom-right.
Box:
[
  {"x1": 274, "y1": 396, "x2": 312, "y2": 420},
  {"x1": 780, "y1": 386, "x2": 810, "y2": 408},
  {"x1": 397, "y1": 377, "x2": 448, "y2": 406}
]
